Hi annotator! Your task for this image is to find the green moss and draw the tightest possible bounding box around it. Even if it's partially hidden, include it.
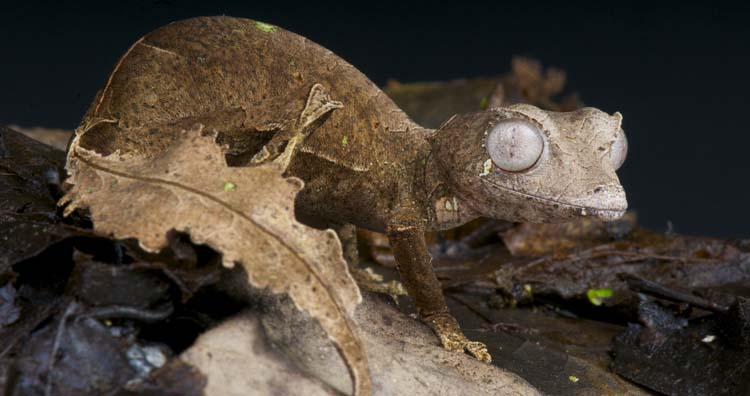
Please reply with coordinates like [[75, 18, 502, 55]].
[[342, 136, 349, 147], [255, 21, 277, 33], [586, 288, 613, 306], [479, 96, 489, 110], [223, 181, 236, 192]]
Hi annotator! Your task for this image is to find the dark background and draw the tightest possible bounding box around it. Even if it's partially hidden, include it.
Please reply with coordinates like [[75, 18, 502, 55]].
[[2, 2, 749, 237]]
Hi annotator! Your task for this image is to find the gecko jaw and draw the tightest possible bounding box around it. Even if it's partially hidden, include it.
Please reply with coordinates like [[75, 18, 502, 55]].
[[581, 207, 627, 221], [484, 180, 627, 221]]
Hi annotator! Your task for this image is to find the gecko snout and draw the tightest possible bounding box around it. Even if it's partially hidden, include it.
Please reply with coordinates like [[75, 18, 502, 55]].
[[584, 184, 628, 220]]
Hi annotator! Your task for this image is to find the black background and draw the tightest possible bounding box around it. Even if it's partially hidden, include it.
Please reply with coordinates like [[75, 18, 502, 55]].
[[2, 2, 749, 237]]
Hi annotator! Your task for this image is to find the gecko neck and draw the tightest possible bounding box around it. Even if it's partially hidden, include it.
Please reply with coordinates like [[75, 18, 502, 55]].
[[417, 128, 479, 231]]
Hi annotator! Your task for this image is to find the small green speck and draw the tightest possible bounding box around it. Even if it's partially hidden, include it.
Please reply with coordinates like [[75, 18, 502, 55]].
[[587, 288, 613, 306], [569, 375, 579, 383], [342, 136, 349, 147], [523, 284, 533, 297], [86, 187, 95, 194], [421, 158, 427, 166], [479, 96, 489, 110], [255, 21, 277, 33], [223, 181, 236, 192], [480, 159, 492, 176]]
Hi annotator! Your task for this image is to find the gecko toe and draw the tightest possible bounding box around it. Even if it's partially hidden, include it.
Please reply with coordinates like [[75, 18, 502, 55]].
[[425, 313, 493, 363], [465, 341, 492, 363]]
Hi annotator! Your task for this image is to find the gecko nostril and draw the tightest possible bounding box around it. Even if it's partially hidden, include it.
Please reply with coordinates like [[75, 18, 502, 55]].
[[594, 187, 604, 194]]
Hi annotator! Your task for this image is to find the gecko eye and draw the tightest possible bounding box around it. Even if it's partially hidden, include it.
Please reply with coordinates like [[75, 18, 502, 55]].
[[610, 129, 628, 171], [486, 120, 544, 172]]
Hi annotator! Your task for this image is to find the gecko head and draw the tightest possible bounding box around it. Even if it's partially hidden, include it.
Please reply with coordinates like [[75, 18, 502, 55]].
[[428, 104, 628, 223]]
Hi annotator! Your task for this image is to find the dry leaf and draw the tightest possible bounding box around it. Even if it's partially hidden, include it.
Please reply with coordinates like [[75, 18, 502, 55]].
[[501, 213, 637, 256], [61, 125, 371, 396]]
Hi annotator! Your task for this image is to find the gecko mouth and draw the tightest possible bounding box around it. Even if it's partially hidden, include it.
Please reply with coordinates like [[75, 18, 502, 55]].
[[484, 181, 627, 220]]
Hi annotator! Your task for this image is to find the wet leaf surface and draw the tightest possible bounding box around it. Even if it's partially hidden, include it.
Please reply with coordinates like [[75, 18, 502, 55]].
[[0, 126, 63, 213], [611, 297, 750, 396], [0, 127, 68, 277], [443, 294, 650, 396], [11, 302, 139, 396], [0, 283, 20, 327], [489, 225, 750, 308]]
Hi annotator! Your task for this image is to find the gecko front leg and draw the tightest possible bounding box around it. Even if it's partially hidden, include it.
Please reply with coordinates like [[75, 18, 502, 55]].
[[386, 202, 491, 363], [252, 83, 343, 171]]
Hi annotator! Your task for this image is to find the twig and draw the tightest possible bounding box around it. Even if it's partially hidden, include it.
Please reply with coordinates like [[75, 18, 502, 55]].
[[619, 273, 731, 314], [516, 246, 718, 274], [44, 302, 77, 396], [79, 303, 174, 323]]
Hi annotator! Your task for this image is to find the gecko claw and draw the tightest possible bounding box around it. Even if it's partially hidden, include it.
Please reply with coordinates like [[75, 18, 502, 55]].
[[424, 313, 492, 363]]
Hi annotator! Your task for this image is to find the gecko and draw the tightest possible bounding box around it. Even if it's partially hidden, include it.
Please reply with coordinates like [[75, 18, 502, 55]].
[[72, 16, 628, 363]]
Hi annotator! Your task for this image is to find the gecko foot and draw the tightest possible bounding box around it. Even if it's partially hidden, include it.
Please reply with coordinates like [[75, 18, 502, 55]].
[[424, 312, 492, 363], [350, 267, 407, 303]]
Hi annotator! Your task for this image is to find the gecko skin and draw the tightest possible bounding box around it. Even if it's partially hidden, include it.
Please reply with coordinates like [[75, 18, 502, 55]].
[[75, 16, 628, 362]]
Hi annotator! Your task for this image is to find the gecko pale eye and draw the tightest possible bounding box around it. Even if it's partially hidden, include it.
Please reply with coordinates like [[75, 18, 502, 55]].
[[486, 120, 544, 172], [610, 129, 628, 171]]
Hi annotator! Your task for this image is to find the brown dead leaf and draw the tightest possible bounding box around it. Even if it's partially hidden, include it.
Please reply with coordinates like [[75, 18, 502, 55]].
[[501, 213, 638, 256], [511, 56, 567, 101], [60, 125, 371, 396]]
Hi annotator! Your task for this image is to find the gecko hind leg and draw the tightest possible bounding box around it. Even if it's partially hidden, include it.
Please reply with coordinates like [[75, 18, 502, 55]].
[[333, 223, 406, 302]]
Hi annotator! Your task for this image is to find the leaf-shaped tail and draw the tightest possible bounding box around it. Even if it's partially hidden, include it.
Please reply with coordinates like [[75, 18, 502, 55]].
[[61, 127, 371, 396]]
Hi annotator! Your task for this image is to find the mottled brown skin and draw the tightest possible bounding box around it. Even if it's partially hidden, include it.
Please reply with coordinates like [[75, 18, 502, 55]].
[[76, 16, 627, 363]]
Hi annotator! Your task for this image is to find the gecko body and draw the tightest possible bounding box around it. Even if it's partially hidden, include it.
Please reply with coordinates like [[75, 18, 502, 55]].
[[75, 16, 627, 362]]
